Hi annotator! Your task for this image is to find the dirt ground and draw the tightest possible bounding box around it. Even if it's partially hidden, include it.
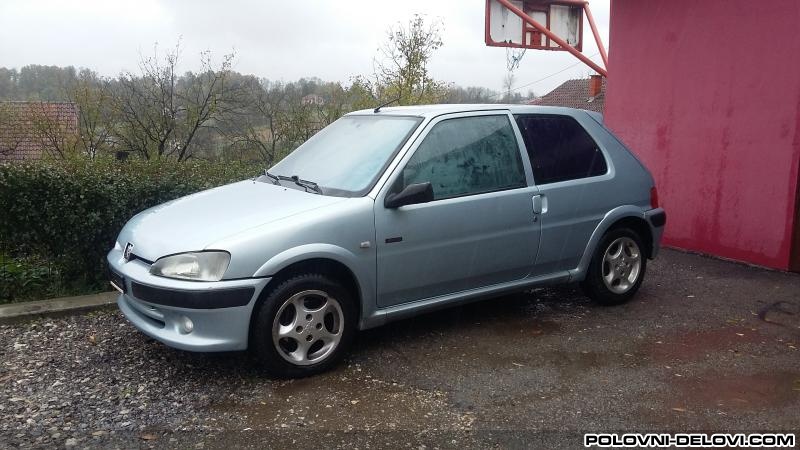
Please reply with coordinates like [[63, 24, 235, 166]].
[[1, 249, 798, 449]]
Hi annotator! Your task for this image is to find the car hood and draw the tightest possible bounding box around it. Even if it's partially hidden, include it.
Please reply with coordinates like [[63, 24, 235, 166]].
[[116, 180, 346, 262]]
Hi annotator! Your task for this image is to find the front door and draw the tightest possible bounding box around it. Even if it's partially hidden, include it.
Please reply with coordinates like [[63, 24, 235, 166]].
[[374, 112, 541, 307]]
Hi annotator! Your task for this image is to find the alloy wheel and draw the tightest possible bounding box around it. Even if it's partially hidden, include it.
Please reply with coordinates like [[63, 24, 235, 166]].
[[271, 289, 344, 366], [601, 236, 642, 294]]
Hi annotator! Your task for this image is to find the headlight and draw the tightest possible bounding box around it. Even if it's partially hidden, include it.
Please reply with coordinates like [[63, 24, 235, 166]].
[[150, 251, 231, 281]]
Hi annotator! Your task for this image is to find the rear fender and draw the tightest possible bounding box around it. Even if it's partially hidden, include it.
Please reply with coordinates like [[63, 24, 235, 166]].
[[569, 205, 648, 282]]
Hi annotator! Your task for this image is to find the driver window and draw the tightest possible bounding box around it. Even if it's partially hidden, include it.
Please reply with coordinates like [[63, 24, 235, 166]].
[[400, 115, 527, 200]]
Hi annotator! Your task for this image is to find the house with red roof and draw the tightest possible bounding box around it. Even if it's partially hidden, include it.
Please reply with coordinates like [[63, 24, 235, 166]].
[[0, 101, 79, 161], [528, 75, 605, 113]]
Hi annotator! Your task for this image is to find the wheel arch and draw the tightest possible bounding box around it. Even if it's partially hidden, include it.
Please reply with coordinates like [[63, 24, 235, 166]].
[[571, 206, 653, 281], [250, 245, 372, 337]]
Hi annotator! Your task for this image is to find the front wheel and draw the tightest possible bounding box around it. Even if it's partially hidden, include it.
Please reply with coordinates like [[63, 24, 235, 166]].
[[581, 227, 647, 305], [251, 274, 356, 378]]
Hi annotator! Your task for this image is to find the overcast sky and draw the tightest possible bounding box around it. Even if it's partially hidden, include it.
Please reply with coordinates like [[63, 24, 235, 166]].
[[0, 0, 610, 95]]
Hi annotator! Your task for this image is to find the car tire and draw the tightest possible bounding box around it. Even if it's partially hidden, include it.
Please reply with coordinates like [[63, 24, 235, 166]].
[[251, 273, 356, 378], [581, 227, 647, 306]]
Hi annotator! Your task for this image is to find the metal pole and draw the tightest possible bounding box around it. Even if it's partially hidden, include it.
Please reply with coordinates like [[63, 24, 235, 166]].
[[584, 3, 609, 69], [494, 0, 609, 77]]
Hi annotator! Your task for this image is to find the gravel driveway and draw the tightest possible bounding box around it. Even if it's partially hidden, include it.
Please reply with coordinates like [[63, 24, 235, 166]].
[[1, 249, 799, 449]]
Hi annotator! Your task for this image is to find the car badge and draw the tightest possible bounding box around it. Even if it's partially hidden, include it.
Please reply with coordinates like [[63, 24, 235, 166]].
[[123, 242, 135, 261]]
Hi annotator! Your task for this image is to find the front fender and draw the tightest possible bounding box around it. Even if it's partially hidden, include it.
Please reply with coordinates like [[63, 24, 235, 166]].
[[252, 243, 376, 328], [253, 243, 362, 278], [570, 205, 649, 282]]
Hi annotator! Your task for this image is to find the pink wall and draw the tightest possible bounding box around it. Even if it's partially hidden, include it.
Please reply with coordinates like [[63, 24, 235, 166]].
[[604, 0, 800, 270]]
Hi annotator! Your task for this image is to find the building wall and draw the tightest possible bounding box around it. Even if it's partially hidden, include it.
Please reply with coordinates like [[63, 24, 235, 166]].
[[604, 0, 800, 270]]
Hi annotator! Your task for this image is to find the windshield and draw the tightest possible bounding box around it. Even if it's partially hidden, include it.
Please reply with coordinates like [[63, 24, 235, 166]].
[[267, 115, 422, 196]]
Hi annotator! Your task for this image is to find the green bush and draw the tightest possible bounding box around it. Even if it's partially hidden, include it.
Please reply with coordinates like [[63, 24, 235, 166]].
[[0, 254, 54, 301], [0, 158, 260, 301]]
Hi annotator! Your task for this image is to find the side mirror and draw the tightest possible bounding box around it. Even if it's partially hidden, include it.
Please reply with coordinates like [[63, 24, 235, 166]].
[[384, 182, 434, 209]]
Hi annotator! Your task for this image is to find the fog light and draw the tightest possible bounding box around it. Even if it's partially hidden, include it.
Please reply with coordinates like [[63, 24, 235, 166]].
[[180, 317, 194, 334]]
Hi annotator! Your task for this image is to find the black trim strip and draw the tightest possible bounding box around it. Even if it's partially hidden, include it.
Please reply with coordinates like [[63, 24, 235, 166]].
[[109, 269, 126, 293], [125, 253, 154, 265], [650, 211, 667, 228], [130, 282, 254, 309]]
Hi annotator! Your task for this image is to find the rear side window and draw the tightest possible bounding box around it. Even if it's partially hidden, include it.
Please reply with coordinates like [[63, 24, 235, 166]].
[[401, 115, 527, 200], [515, 115, 607, 184]]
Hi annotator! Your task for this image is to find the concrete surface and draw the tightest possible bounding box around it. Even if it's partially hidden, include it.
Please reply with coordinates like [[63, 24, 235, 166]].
[[1, 249, 798, 449], [0, 291, 117, 324]]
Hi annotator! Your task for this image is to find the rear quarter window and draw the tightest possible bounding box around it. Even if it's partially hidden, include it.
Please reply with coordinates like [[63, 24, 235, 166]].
[[514, 114, 607, 184]]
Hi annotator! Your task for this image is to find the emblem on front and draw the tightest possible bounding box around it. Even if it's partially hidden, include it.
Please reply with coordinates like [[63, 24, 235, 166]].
[[123, 242, 134, 261]]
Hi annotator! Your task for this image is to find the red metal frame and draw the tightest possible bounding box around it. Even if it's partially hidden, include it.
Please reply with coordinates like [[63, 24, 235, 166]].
[[485, 0, 608, 77], [583, 3, 608, 68]]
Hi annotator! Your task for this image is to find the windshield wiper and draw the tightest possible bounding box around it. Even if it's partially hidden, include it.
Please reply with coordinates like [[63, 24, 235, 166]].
[[263, 169, 281, 185], [288, 175, 323, 194], [264, 171, 322, 194]]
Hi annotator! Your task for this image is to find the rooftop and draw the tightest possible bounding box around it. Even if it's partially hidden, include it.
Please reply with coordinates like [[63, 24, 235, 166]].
[[528, 77, 606, 113], [0, 101, 79, 161]]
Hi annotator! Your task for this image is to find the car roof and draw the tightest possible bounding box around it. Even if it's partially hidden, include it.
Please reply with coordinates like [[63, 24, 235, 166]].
[[346, 104, 597, 119]]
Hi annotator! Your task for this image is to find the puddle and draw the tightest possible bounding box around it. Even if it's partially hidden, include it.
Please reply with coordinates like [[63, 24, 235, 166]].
[[644, 326, 767, 362], [669, 371, 800, 412], [210, 369, 473, 431], [354, 288, 579, 355], [758, 301, 800, 330], [467, 318, 562, 342]]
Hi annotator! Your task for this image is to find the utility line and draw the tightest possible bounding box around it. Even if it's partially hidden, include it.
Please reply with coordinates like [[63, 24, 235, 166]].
[[493, 52, 601, 98]]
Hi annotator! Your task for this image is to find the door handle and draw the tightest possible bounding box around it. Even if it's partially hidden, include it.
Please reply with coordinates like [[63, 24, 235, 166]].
[[532, 194, 547, 214]]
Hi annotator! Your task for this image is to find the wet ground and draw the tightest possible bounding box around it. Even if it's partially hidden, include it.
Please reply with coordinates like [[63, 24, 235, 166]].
[[1, 249, 799, 448]]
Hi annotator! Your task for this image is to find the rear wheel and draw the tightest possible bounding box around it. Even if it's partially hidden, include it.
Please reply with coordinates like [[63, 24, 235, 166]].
[[251, 274, 356, 378], [581, 227, 647, 305]]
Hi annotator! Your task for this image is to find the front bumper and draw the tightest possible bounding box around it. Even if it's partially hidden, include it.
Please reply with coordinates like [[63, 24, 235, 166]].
[[108, 248, 270, 352]]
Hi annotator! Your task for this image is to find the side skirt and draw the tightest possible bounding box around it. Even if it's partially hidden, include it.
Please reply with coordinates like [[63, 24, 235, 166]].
[[360, 271, 572, 330]]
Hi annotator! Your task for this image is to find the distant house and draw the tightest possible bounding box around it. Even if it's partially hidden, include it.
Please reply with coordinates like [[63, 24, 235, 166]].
[[528, 75, 606, 113], [301, 94, 325, 106], [0, 101, 79, 162]]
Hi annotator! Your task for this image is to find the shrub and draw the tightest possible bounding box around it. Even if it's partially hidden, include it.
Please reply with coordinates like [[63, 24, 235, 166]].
[[0, 254, 54, 301], [0, 157, 260, 300]]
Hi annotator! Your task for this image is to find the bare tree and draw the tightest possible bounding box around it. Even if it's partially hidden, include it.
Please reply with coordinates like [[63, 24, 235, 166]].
[[222, 78, 333, 165], [111, 43, 235, 161], [0, 104, 26, 158], [27, 102, 79, 159], [67, 69, 113, 159], [223, 78, 291, 164], [502, 72, 515, 103]]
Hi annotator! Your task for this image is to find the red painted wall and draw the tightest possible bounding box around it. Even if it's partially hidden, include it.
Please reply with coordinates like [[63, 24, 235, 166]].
[[604, 0, 800, 270]]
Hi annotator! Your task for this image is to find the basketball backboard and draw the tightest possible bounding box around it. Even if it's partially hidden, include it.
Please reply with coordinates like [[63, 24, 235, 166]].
[[484, 0, 608, 77], [485, 0, 583, 51]]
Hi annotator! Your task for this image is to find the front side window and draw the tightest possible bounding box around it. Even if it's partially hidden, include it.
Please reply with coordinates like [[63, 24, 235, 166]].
[[399, 115, 527, 200], [267, 115, 422, 196], [515, 115, 607, 184]]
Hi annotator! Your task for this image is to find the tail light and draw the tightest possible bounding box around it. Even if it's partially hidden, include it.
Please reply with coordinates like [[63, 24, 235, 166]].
[[650, 186, 659, 209]]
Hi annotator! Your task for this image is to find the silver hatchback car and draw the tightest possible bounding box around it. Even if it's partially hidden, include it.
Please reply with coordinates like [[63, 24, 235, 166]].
[[108, 105, 665, 377]]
